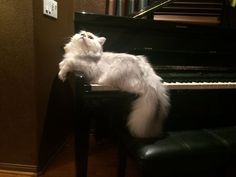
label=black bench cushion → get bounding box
[210,126,236,159]
[128,127,236,177]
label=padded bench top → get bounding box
[128,126,236,176]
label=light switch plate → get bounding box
[43,0,58,19]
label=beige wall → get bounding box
[0,0,74,173]
[33,0,74,142]
[0,0,37,166]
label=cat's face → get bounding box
[64,31,106,57]
[73,31,106,46]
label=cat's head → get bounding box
[64,31,106,58]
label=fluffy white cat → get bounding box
[58,30,169,138]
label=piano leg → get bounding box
[117,138,127,177]
[74,74,90,177]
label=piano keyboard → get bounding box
[89,82,236,91]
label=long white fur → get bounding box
[58,31,170,138]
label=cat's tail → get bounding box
[127,75,170,138]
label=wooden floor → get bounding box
[0,134,138,177]
[40,134,138,177]
[1,134,235,177]
[40,135,235,177]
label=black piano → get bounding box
[74,0,236,129]
[73,1,236,177]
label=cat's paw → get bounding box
[58,71,67,82]
[59,61,65,70]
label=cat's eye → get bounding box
[88,35,94,39]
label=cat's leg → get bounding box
[59,60,65,70]
[58,59,73,81]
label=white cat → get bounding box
[58,31,170,138]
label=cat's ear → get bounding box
[98,37,106,46]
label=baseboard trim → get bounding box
[0,137,71,176]
[0,164,37,176]
[0,162,37,172]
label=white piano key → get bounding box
[163,82,236,90]
[90,82,236,91]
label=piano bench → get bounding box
[124,126,236,177]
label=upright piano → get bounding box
[74,0,236,130]
[73,1,236,177]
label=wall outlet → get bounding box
[43,0,58,19]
